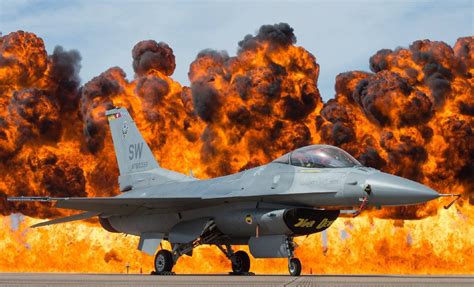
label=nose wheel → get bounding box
[288,258,301,276]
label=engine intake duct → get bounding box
[283,208,340,235]
[214,208,340,237]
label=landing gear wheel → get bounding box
[155,250,174,273]
[231,250,250,274]
[288,258,301,276]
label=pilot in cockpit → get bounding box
[273,145,361,169]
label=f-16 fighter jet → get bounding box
[9,107,457,276]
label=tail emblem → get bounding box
[122,121,129,137]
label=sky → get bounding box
[1,0,472,101]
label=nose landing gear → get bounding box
[288,258,302,276]
[286,236,301,276]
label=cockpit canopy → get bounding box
[273,145,362,168]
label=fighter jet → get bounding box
[8,107,458,276]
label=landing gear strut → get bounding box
[152,242,195,275]
[286,237,301,276]
[153,221,234,275]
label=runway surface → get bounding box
[0,273,472,287]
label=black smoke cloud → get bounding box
[132,40,176,76]
[238,22,296,52]
[80,67,125,153]
[188,23,321,175]
[49,46,82,111]
[9,88,62,143]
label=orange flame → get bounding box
[0,26,472,274]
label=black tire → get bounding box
[231,250,250,274]
[288,258,301,276]
[155,250,174,273]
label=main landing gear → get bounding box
[152,221,253,276]
[231,250,251,274]
[153,250,174,275]
[217,244,253,275]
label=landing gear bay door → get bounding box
[168,217,212,244]
[249,235,289,258]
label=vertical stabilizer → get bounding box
[106,107,159,174]
[106,107,192,191]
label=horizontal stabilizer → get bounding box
[30,211,100,228]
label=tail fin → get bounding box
[106,107,192,191]
[106,107,159,174]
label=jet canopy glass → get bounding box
[273,145,362,168]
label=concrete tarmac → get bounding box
[0,273,472,287]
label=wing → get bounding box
[7,191,336,215]
[8,190,337,214]
[7,196,208,228]
[8,191,338,228]
[7,196,206,214]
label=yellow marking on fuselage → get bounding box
[294,218,316,228]
[245,215,253,224]
[316,218,334,229]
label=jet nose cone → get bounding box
[367,172,440,206]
